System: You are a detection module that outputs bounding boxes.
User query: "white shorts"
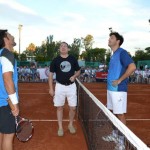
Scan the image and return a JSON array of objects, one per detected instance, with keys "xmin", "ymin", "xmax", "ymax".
[
  {"xmin": 54, "ymin": 83, "xmax": 77, "ymax": 107},
  {"xmin": 107, "ymin": 90, "xmax": 127, "ymax": 114}
]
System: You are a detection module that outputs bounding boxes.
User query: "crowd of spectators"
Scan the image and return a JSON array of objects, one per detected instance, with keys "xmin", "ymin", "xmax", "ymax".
[
  {"xmin": 17, "ymin": 63, "xmax": 150, "ymax": 84},
  {"xmin": 129, "ymin": 67, "xmax": 150, "ymax": 84},
  {"xmin": 79, "ymin": 66, "xmax": 106, "ymax": 82},
  {"xmin": 79, "ymin": 64, "xmax": 150, "ymax": 84},
  {"xmin": 17, "ymin": 64, "xmax": 50, "ymax": 82}
]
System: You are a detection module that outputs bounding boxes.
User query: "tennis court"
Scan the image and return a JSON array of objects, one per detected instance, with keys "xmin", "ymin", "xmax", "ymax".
[
  {"xmin": 83, "ymin": 82, "xmax": 150, "ymax": 148},
  {"xmin": 14, "ymin": 82, "xmax": 150, "ymax": 149},
  {"xmin": 14, "ymin": 83, "xmax": 87, "ymax": 150}
]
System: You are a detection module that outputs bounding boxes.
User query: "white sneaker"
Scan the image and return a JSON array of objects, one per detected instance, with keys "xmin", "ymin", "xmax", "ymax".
[
  {"xmin": 114, "ymin": 143, "xmax": 125, "ymax": 150},
  {"xmin": 102, "ymin": 134, "xmax": 118, "ymax": 143}
]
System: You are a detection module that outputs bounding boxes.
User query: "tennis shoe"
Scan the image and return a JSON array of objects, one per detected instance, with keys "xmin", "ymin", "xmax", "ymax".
[
  {"xmin": 114, "ymin": 143, "xmax": 125, "ymax": 150},
  {"xmin": 68, "ymin": 125, "xmax": 76, "ymax": 134},
  {"xmin": 58, "ymin": 129, "xmax": 64, "ymax": 136},
  {"xmin": 102, "ymin": 134, "xmax": 118, "ymax": 143}
]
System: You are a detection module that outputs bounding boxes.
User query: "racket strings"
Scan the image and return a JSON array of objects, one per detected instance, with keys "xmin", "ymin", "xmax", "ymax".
[{"xmin": 16, "ymin": 121, "xmax": 33, "ymax": 142}]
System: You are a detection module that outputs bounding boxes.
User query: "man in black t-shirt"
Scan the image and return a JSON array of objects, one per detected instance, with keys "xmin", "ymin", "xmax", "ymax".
[{"xmin": 48, "ymin": 42, "xmax": 80, "ymax": 136}]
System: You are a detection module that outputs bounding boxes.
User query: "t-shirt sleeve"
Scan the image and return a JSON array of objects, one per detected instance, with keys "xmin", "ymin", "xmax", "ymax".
[
  {"xmin": 1, "ymin": 57, "xmax": 14, "ymax": 73},
  {"xmin": 1, "ymin": 49, "xmax": 14, "ymax": 73},
  {"xmin": 120, "ymin": 50, "xmax": 134, "ymax": 68},
  {"xmin": 73, "ymin": 57, "xmax": 81, "ymax": 71},
  {"xmin": 50, "ymin": 59, "xmax": 55, "ymax": 73}
]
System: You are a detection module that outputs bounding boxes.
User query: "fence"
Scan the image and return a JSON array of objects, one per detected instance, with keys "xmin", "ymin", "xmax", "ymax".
[{"xmin": 17, "ymin": 61, "xmax": 101, "ymax": 68}]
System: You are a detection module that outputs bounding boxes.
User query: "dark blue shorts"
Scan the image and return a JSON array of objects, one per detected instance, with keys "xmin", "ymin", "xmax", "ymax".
[{"xmin": 0, "ymin": 105, "xmax": 16, "ymax": 134}]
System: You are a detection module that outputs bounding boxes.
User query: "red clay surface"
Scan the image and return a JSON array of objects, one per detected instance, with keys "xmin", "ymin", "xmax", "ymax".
[
  {"xmin": 83, "ymin": 82, "xmax": 150, "ymax": 147},
  {"xmin": 14, "ymin": 82, "xmax": 150, "ymax": 149},
  {"xmin": 14, "ymin": 83, "xmax": 88, "ymax": 150}
]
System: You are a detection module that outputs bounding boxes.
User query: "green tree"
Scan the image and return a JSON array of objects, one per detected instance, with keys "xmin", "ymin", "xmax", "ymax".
[
  {"xmin": 34, "ymin": 42, "xmax": 46, "ymax": 61},
  {"xmin": 80, "ymin": 51, "xmax": 87, "ymax": 60},
  {"xmin": 13, "ymin": 50, "xmax": 19, "ymax": 60},
  {"xmin": 145, "ymin": 47, "xmax": 150, "ymax": 56},
  {"xmin": 105, "ymin": 49, "xmax": 111, "ymax": 65},
  {"xmin": 69, "ymin": 38, "xmax": 81, "ymax": 59},
  {"xmin": 20, "ymin": 53, "xmax": 27, "ymax": 61},
  {"xmin": 92, "ymin": 48, "xmax": 106, "ymax": 62},
  {"xmin": 132, "ymin": 50, "xmax": 147, "ymax": 64},
  {"xmin": 34, "ymin": 36, "xmax": 60, "ymax": 61},
  {"xmin": 80, "ymin": 48, "xmax": 107, "ymax": 62},
  {"xmin": 46, "ymin": 35, "xmax": 55, "ymax": 60},
  {"xmin": 27, "ymin": 43, "xmax": 36, "ymax": 52},
  {"xmin": 81, "ymin": 34, "xmax": 94, "ymax": 51},
  {"xmin": 22, "ymin": 43, "xmax": 36, "ymax": 58}
]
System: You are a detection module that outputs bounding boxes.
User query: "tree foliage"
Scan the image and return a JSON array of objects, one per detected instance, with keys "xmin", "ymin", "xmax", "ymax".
[
  {"xmin": 69, "ymin": 38, "xmax": 81, "ymax": 60},
  {"xmin": 133, "ymin": 48, "xmax": 150, "ymax": 64},
  {"xmin": 105, "ymin": 49, "xmax": 111, "ymax": 65},
  {"xmin": 16, "ymin": 34, "xmax": 150, "ymax": 66},
  {"xmin": 81, "ymin": 34, "xmax": 94, "ymax": 51},
  {"xmin": 13, "ymin": 50, "xmax": 19, "ymax": 60},
  {"xmin": 145, "ymin": 47, "xmax": 150, "ymax": 55},
  {"xmin": 80, "ymin": 48, "xmax": 107, "ymax": 62},
  {"xmin": 26, "ymin": 43, "xmax": 36, "ymax": 52},
  {"xmin": 45, "ymin": 35, "xmax": 59, "ymax": 61}
]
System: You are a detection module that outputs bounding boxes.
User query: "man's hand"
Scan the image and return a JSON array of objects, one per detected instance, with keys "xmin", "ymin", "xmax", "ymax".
[
  {"xmin": 12, "ymin": 104, "xmax": 19, "ymax": 117},
  {"xmin": 112, "ymin": 79, "xmax": 121, "ymax": 87},
  {"xmin": 69, "ymin": 76, "xmax": 76, "ymax": 82},
  {"xmin": 49, "ymin": 89, "xmax": 54, "ymax": 97}
]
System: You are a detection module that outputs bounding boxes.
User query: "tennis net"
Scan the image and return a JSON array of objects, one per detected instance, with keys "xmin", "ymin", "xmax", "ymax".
[{"xmin": 76, "ymin": 79, "xmax": 149, "ymax": 150}]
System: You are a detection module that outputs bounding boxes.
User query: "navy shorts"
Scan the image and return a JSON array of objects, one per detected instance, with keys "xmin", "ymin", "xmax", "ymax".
[{"xmin": 0, "ymin": 105, "xmax": 16, "ymax": 134}]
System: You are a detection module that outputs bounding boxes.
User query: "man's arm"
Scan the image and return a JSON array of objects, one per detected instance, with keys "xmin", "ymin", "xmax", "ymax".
[
  {"xmin": 48, "ymin": 72, "xmax": 54, "ymax": 97},
  {"xmin": 70, "ymin": 69, "xmax": 81, "ymax": 82},
  {"xmin": 3, "ymin": 71, "xmax": 19, "ymax": 116},
  {"xmin": 113, "ymin": 63, "xmax": 136, "ymax": 86}
]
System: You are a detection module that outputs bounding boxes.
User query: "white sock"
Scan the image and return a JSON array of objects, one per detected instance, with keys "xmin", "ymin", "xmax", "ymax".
[
  {"xmin": 112, "ymin": 130, "xmax": 118, "ymax": 137},
  {"xmin": 118, "ymin": 135, "xmax": 124, "ymax": 144}
]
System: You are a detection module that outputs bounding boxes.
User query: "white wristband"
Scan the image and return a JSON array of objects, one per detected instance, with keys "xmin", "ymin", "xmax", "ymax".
[{"xmin": 8, "ymin": 93, "xmax": 18, "ymax": 104}]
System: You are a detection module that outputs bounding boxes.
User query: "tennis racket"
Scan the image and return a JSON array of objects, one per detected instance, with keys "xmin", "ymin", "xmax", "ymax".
[{"xmin": 7, "ymin": 99, "xmax": 34, "ymax": 142}]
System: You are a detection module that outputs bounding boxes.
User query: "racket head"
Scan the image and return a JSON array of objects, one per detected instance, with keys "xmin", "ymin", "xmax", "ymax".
[{"xmin": 16, "ymin": 116, "xmax": 34, "ymax": 142}]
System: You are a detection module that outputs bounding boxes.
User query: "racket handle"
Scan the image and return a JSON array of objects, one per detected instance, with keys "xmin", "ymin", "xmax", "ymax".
[{"xmin": 7, "ymin": 99, "xmax": 15, "ymax": 111}]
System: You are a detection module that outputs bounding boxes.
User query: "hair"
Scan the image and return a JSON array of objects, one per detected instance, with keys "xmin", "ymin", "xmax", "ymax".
[
  {"xmin": 60, "ymin": 42, "xmax": 69, "ymax": 48},
  {"xmin": 0, "ymin": 29, "xmax": 7, "ymax": 49},
  {"xmin": 109, "ymin": 32, "xmax": 124, "ymax": 46}
]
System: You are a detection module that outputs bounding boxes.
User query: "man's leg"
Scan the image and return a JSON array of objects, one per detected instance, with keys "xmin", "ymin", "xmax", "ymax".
[
  {"xmin": 116, "ymin": 114, "xmax": 126, "ymax": 125},
  {"xmin": 112, "ymin": 91, "xmax": 127, "ymax": 125},
  {"xmin": 2, "ymin": 133, "xmax": 14, "ymax": 150},
  {"xmin": 67, "ymin": 83, "xmax": 77, "ymax": 134},
  {"xmin": 0, "ymin": 133, "xmax": 3, "ymax": 150},
  {"xmin": 57, "ymin": 106, "xmax": 63, "ymax": 130},
  {"xmin": 115, "ymin": 114, "xmax": 126, "ymax": 150},
  {"xmin": 68, "ymin": 106, "xmax": 76, "ymax": 127},
  {"xmin": 68, "ymin": 106, "xmax": 76, "ymax": 134}
]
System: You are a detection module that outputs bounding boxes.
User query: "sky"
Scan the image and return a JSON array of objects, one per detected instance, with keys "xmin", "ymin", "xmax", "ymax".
[{"xmin": 0, "ymin": 0, "xmax": 150, "ymax": 56}]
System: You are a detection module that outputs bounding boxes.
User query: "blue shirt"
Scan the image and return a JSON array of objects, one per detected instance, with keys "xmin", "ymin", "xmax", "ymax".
[
  {"xmin": 107, "ymin": 48, "xmax": 133, "ymax": 92},
  {"xmin": 0, "ymin": 48, "xmax": 18, "ymax": 107}
]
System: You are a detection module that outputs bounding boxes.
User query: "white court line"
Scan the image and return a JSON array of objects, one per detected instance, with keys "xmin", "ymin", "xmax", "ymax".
[
  {"xmin": 30, "ymin": 119, "xmax": 150, "ymax": 122},
  {"xmin": 126, "ymin": 119, "xmax": 150, "ymax": 121},
  {"xmin": 31, "ymin": 119, "xmax": 76, "ymax": 122},
  {"xmin": 82, "ymin": 93, "xmax": 150, "ymax": 96},
  {"xmin": 19, "ymin": 92, "xmax": 150, "ymax": 95},
  {"xmin": 20, "ymin": 93, "xmax": 48, "ymax": 94}
]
